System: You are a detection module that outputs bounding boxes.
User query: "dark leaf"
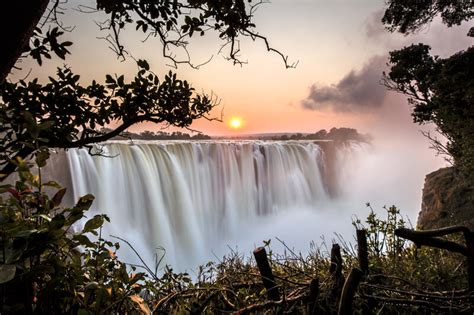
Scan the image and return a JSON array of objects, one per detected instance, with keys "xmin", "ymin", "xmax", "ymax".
[
  {"xmin": 83, "ymin": 215, "xmax": 105, "ymax": 233},
  {"xmin": 52, "ymin": 188, "xmax": 67, "ymax": 207},
  {"xmin": 0, "ymin": 265, "xmax": 16, "ymax": 284}
]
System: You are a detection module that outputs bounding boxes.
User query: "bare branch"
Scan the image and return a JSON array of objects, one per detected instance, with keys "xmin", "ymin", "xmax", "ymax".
[{"xmin": 420, "ymin": 129, "xmax": 453, "ymax": 165}]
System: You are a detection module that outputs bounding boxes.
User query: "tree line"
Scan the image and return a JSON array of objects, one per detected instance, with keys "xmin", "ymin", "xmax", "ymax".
[{"xmin": 265, "ymin": 127, "xmax": 371, "ymax": 142}]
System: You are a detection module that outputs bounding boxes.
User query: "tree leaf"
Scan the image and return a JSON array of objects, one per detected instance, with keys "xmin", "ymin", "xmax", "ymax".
[
  {"xmin": 76, "ymin": 194, "xmax": 95, "ymax": 210},
  {"xmin": 33, "ymin": 214, "xmax": 51, "ymax": 222},
  {"xmin": 83, "ymin": 215, "xmax": 104, "ymax": 233},
  {"xmin": 35, "ymin": 149, "xmax": 50, "ymax": 168},
  {"xmin": 52, "ymin": 188, "xmax": 67, "ymax": 207},
  {"xmin": 0, "ymin": 264, "xmax": 16, "ymax": 284},
  {"xmin": 73, "ymin": 234, "xmax": 94, "ymax": 247},
  {"xmin": 50, "ymin": 214, "xmax": 65, "ymax": 230},
  {"xmin": 42, "ymin": 180, "xmax": 62, "ymax": 189},
  {"xmin": 137, "ymin": 59, "xmax": 150, "ymax": 71},
  {"xmin": 13, "ymin": 228, "xmax": 39, "ymax": 238},
  {"xmin": 129, "ymin": 294, "xmax": 151, "ymax": 315}
]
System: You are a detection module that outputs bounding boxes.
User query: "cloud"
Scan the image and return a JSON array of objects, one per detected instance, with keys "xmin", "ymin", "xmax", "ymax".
[
  {"xmin": 302, "ymin": 55, "xmax": 388, "ymax": 112},
  {"xmin": 302, "ymin": 8, "xmax": 471, "ymax": 114},
  {"xmin": 365, "ymin": 9, "xmax": 386, "ymax": 40},
  {"xmin": 364, "ymin": 9, "xmax": 473, "ymax": 57}
]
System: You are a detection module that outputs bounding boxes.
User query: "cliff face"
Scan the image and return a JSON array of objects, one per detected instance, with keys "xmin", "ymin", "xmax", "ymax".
[{"xmin": 418, "ymin": 167, "xmax": 474, "ymax": 229}]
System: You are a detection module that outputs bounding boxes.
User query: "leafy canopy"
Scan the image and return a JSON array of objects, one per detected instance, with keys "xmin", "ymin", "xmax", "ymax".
[
  {"xmin": 382, "ymin": 0, "xmax": 474, "ymax": 183},
  {"xmin": 25, "ymin": 0, "xmax": 295, "ymax": 69},
  {"xmin": 382, "ymin": 0, "xmax": 474, "ymax": 36},
  {"xmin": 0, "ymin": 61, "xmax": 214, "ymax": 179},
  {"xmin": 385, "ymin": 44, "xmax": 474, "ymax": 180}
]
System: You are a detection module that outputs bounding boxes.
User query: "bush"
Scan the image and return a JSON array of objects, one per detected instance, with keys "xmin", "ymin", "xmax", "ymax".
[{"xmin": 0, "ymin": 158, "xmax": 148, "ymax": 314}]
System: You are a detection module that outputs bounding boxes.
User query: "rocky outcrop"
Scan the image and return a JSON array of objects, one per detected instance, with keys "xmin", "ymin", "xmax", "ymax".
[{"xmin": 418, "ymin": 167, "xmax": 474, "ymax": 230}]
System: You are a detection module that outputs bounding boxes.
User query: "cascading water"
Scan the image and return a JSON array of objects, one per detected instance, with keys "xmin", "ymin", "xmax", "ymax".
[{"xmin": 64, "ymin": 140, "xmax": 358, "ymax": 269}]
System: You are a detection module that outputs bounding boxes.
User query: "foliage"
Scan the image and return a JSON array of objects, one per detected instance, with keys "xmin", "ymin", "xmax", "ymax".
[
  {"xmin": 384, "ymin": 44, "xmax": 474, "ymax": 182},
  {"xmin": 382, "ymin": 0, "xmax": 474, "ymax": 186},
  {"xmin": 93, "ymin": 0, "xmax": 291, "ymax": 66},
  {"xmin": 354, "ymin": 205, "xmax": 466, "ymax": 293},
  {"xmin": 0, "ymin": 60, "xmax": 215, "ymax": 179},
  {"xmin": 354, "ymin": 205, "xmax": 407, "ymax": 261},
  {"xmin": 382, "ymin": 0, "xmax": 474, "ymax": 36},
  {"xmin": 0, "ymin": 0, "xmax": 294, "ymax": 85},
  {"xmin": 28, "ymin": 26, "xmax": 73, "ymax": 66},
  {"xmin": 0, "ymin": 160, "xmax": 148, "ymax": 314}
]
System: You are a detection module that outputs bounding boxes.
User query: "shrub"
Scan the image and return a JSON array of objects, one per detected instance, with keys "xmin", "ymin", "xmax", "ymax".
[{"xmin": 0, "ymin": 158, "xmax": 148, "ymax": 314}]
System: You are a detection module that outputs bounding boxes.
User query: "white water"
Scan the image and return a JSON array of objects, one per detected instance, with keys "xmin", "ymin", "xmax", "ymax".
[{"xmin": 65, "ymin": 140, "xmax": 360, "ymax": 269}]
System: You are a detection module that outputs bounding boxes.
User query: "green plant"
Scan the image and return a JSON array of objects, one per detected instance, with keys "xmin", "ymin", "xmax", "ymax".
[
  {"xmin": 0, "ymin": 158, "xmax": 149, "ymax": 314},
  {"xmin": 353, "ymin": 204, "xmax": 407, "ymax": 260},
  {"xmin": 353, "ymin": 205, "xmax": 467, "ymax": 293}
]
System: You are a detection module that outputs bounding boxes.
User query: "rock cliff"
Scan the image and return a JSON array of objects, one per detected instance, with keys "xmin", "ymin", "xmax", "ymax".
[{"xmin": 418, "ymin": 167, "xmax": 474, "ymax": 229}]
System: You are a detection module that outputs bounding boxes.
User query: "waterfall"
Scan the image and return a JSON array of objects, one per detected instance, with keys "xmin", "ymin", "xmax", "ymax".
[{"xmin": 64, "ymin": 140, "xmax": 354, "ymax": 269}]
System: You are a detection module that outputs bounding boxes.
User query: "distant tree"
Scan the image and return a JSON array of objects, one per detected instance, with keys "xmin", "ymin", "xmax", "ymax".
[
  {"xmin": 191, "ymin": 132, "xmax": 211, "ymax": 140},
  {"xmin": 327, "ymin": 127, "xmax": 361, "ymax": 141},
  {"xmin": 313, "ymin": 129, "xmax": 328, "ymax": 139},
  {"xmin": 290, "ymin": 133, "xmax": 303, "ymax": 140},
  {"xmin": 0, "ymin": 0, "xmax": 292, "ymax": 179},
  {"xmin": 139, "ymin": 130, "xmax": 157, "ymax": 140}
]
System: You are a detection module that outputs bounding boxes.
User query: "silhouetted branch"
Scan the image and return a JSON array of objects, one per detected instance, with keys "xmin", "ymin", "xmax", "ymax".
[
  {"xmin": 253, "ymin": 247, "xmax": 280, "ymax": 301},
  {"xmin": 395, "ymin": 228, "xmax": 468, "ymax": 256},
  {"xmin": 361, "ymin": 294, "xmax": 473, "ymax": 313},
  {"xmin": 420, "ymin": 129, "xmax": 453, "ymax": 165},
  {"xmin": 231, "ymin": 293, "xmax": 305, "ymax": 315},
  {"xmin": 338, "ymin": 268, "xmax": 363, "ymax": 315}
]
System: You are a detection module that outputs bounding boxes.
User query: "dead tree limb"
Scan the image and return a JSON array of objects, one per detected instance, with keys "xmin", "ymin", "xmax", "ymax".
[
  {"xmin": 307, "ymin": 277, "xmax": 319, "ymax": 315},
  {"xmin": 253, "ymin": 247, "xmax": 280, "ymax": 301},
  {"xmin": 338, "ymin": 268, "xmax": 363, "ymax": 315},
  {"xmin": 356, "ymin": 229, "xmax": 369, "ymax": 275},
  {"xmin": 395, "ymin": 228, "xmax": 468, "ymax": 256},
  {"xmin": 395, "ymin": 226, "xmax": 474, "ymax": 290}
]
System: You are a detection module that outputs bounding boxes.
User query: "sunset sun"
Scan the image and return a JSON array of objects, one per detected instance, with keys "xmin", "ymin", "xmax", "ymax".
[{"xmin": 228, "ymin": 117, "xmax": 244, "ymax": 130}]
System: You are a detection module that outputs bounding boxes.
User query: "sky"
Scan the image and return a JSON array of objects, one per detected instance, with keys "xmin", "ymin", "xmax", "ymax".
[{"xmin": 12, "ymin": 0, "xmax": 471, "ymax": 138}]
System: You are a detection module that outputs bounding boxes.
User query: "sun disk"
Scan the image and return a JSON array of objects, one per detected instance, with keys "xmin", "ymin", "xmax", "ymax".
[{"xmin": 229, "ymin": 117, "xmax": 243, "ymax": 129}]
